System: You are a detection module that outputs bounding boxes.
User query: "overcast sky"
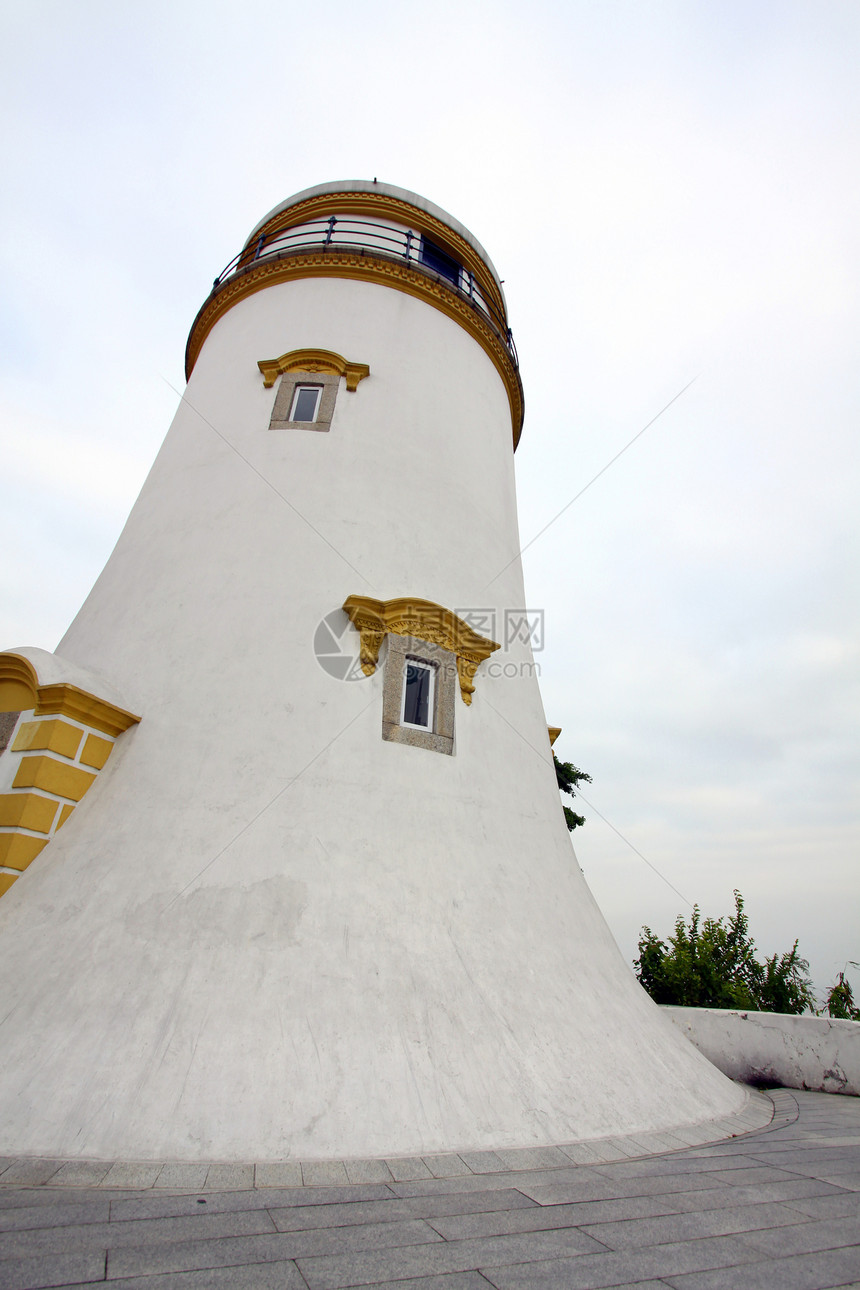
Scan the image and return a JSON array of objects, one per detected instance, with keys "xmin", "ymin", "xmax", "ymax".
[{"xmin": 2, "ymin": 0, "xmax": 857, "ymax": 993}]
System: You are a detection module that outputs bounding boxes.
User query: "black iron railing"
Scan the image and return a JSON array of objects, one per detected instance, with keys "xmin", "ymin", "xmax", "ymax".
[{"xmin": 211, "ymin": 216, "xmax": 518, "ymax": 368}]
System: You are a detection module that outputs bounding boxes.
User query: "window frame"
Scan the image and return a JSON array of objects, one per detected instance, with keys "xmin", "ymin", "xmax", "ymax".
[
  {"xmin": 269, "ymin": 369, "xmax": 340, "ymax": 433},
  {"xmin": 399, "ymin": 657, "xmax": 436, "ymax": 732},
  {"xmin": 381, "ymin": 634, "xmax": 455, "ymax": 756},
  {"xmin": 289, "ymin": 384, "xmax": 323, "ymax": 423}
]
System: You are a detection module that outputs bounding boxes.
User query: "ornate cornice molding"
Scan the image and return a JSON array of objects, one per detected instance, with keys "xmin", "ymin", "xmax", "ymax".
[
  {"xmin": 342, "ymin": 595, "xmax": 500, "ymax": 706},
  {"xmin": 186, "ymin": 252, "xmax": 524, "ymax": 447},
  {"xmin": 247, "ymin": 189, "xmax": 507, "ymax": 324},
  {"xmin": 257, "ymin": 349, "xmax": 370, "ymax": 391},
  {"xmin": 0, "ymin": 653, "xmax": 140, "ymax": 737}
]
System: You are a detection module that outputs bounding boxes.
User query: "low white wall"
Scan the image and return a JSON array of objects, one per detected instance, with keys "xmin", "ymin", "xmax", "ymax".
[{"xmin": 663, "ymin": 1007, "xmax": 860, "ymax": 1096}]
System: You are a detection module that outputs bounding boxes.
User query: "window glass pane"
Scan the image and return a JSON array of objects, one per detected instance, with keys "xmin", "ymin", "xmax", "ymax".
[
  {"xmin": 291, "ymin": 386, "xmax": 321, "ymax": 421},
  {"xmin": 403, "ymin": 662, "xmax": 432, "ymax": 729},
  {"xmin": 419, "ymin": 237, "xmax": 460, "ymax": 287}
]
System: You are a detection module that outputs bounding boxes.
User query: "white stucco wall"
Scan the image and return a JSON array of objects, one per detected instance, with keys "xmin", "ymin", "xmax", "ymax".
[
  {"xmin": 0, "ymin": 262, "xmax": 745, "ymax": 1161},
  {"xmin": 664, "ymin": 1007, "xmax": 860, "ymax": 1096}
]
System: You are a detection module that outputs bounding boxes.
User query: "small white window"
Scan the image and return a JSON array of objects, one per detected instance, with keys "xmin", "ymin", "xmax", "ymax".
[
  {"xmin": 290, "ymin": 385, "xmax": 322, "ymax": 422},
  {"xmin": 400, "ymin": 659, "xmax": 435, "ymax": 731}
]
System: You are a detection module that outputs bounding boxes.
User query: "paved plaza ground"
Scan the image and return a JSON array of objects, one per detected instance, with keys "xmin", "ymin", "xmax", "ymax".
[{"xmin": 0, "ymin": 1089, "xmax": 857, "ymax": 1289}]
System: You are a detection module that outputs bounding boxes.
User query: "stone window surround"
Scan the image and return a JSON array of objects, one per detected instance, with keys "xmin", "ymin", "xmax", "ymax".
[
  {"xmin": 269, "ymin": 370, "xmax": 341, "ymax": 433},
  {"xmin": 381, "ymin": 634, "xmax": 456, "ymax": 757}
]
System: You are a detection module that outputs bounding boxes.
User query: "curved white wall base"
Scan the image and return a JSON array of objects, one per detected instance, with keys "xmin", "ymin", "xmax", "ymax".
[{"xmin": 664, "ymin": 1007, "xmax": 860, "ymax": 1096}]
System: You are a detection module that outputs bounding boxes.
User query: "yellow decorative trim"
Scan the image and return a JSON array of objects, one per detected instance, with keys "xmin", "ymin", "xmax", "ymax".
[
  {"xmin": 0, "ymin": 833, "xmax": 48, "ymax": 872},
  {"xmin": 249, "ymin": 191, "xmax": 509, "ymax": 324},
  {"xmin": 80, "ymin": 733, "xmax": 114, "ymax": 770},
  {"xmin": 342, "ymin": 595, "xmax": 500, "ymax": 705},
  {"xmin": 548, "ymin": 726, "xmax": 562, "ymax": 746},
  {"xmin": 0, "ymin": 653, "xmax": 140, "ymax": 899},
  {"xmin": 0, "ymin": 792, "xmax": 58, "ymax": 833},
  {"xmin": 0, "ymin": 654, "xmax": 38, "ymax": 713},
  {"xmin": 187, "ymin": 253, "xmax": 524, "ymax": 448},
  {"xmin": 13, "ymin": 756, "xmax": 97, "ymax": 803},
  {"xmin": 257, "ymin": 349, "xmax": 369, "ymax": 392},
  {"xmin": 0, "ymin": 874, "xmax": 18, "ymax": 898},
  {"xmin": 56, "ymin": 803, "xmax": 75, "ymax": 830},
  {"xmin": 34, "ymin": 685, "xmax": 139, "ymax": 738},
  {"xmin": 12, "ymin": 718, "xmax": 82, "ymax": 759}
]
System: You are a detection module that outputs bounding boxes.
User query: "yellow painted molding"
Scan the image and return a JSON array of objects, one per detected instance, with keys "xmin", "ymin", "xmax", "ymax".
[
  {"xmin": 0, "ymin": 874, "xmax": 18, "ymax": 898},
  {"xmin": 0, "ymin": 833, "xmax": 49, "ymax": 872},
  {"xmin": 248, "ymin": 190, "xmax": 508, "ymax": 326},
  {"xmin": 0, "ymin": 655, "xmax": 141, "ymax": 737},
  {"xmin": 0, "ymin": 793, "xmax": 58, "ymax": 833},
  {"xmin": 56, "ymin": 803, "xmax": 75, "ymax": 830},
  {"xmin": 187, "ymin": 253, "xmax": 524, "ymax": 448},
  {"xmin": 342, "ymin": 595, "xmax": 500, "ymax": 705},
  {"xmin": 12, "ymin": 718, "xmax": 83, "ymax": 759},
  {"xmin": 257, "ymin": 349, "xmax": 370, "ymax": 392},
  {"xmin": 80, "ymin": 733, "xmax": 114, "ymax": 770},
  {"xmin": 0, "ymin": 653, "xmax": 38, "ymax": 713},
  {"xmin": 548, "ymin": 726, "xmax": 562, "ymax": 746},
  {"xmin": 13, "ymin": 756, "xmax": 97, "ymax": 803},
  {"xmin": 34, "ymin": 685, "xmax": 139, "ymax": 737}
]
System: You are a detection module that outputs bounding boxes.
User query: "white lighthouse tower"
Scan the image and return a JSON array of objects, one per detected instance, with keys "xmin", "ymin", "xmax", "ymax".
[{"xmin": 0, "ymin": 182, "xmax": 745, "ymax": 1163}]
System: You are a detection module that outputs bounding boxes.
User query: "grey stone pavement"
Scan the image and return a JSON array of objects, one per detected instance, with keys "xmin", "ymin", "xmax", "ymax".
[{"xmin": 0, "ymin": 1089, "xmax": 856, "ymax": 1290}]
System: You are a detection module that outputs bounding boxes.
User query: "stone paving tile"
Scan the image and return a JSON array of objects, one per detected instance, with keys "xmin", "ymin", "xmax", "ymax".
[
  {"xmin": 0, "ymin": 1206, "xmax": 277, "ymax": 1259},
  {"xmin": 738, "ymin": 1216, "xmax": 860, "ymax": 1258},
  {"xmin": 703, "ymin": 1166, "xmax": 815, "ymax": 1186},
  {"xmin": 254, "ymin": 1161, "xmax": 304, "ymax": 1188},
  {"xmin": 0, "ymin": 1197, "xmax": 109, "ymax": 1232},
  {"xmin": 297, "ymin": 1227, "xmax": 610, "ymax": 1288},
  {"xmin": 559, "ymin": 1143, "xmax": 604, "ymax": 1165},
  {"xmin": 110, "ymin": 1190, "xmax": 285, "ymax": 1222},
  {"xmin": 100, "ymin": 1162, "xmax": 162, "ymax": 1189},
  {"xmin": 576, "ymin": 1201, "xmax": 814, "ymax": 1250},
  {"xmin": 426, "ymin": 1194, "xmax": 689, "ymax": 1241},
  {"xmin": 345, "ymin": 1159, "xmax": 395, "ymax": 1184},
  {"xmin": 813, "ymin": 1173, "xmax": 860, "ymax": 1191},
  {"xmin": 51, "ymin": 1160, "xmax": 114, "ymax": 1188},
  {"xmin": 0, "ymin": 1248, "xmax": 106, "ymax": 1290},
  {"xmin": 204, "ymin": 1163, "xmax": 254, "ymax": 1190},
  {"xmin": 517, "ymin": 1172, "xmax": 736, "ymax": 1207},
  {"xmin": 785, "ymin": 1192, "xmax": 860, "ymax": 1220},
  {"xmin": 154, "ymin": 1164, "xmax": 209, "ymax": 1189},
  {"xmin": 59, "ymin": 1259, "xmax": 308, "ymax": 1289},
  {"xmin": 457, "ymin": 1152, "xmax": 509, "ymax": 1175},
  {"xmin": 662, "ymin": 1245, "xmax": 860, "ymax": 1289},
  {"xmin": 668, "ymin": 1178, "xmax": 852, "ymax": 1212},
  {"xmin": 494, "ymin": 1146, "xmax": 572, "ymax": 1172},
  {"xmin": 269, "ymin": 1198, "xmax": 417, "ymax": 1231},
  {"xmin": 302, "ymin": 1160, "xmax": 350, "ymax": 1186},
  {"xmin": 423, "ymin": 1155, "xmax": 474, "ymax": 1178},
  {"xmin": 479, "ymin": 1234, "xmax": 765, "ymax": 1290},
  {"xmin": 107, "ymin": 1217, "xmax": 443, "ymax": 1280},
  {"xmin": 384, "ymin": 1158, "xmax": 434, "ymax": 1182},
  {"xmin": 0, "ymin": 1161, "xmax": 64, "ymax": 1187},
  {"xmin": 403, "ymin": 1190, "xmax": 539, "ymax": 1220},
  {"xmin": 354, "ymin": 1277, "xmax": 494, "ymax": 1290}
]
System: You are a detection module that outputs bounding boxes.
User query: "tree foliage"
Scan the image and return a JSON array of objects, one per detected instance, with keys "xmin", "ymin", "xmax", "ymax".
[
  {"xmin": 819, "ymin": 971, "xmax": 860, "ymax": 1021},
  {"xmin": 554, "ymin": 753, "xmax": 592, "ymax": 831},
  {"xmin": 634, "ymin": 890, "xmax": 815, "ymax": 1015}
]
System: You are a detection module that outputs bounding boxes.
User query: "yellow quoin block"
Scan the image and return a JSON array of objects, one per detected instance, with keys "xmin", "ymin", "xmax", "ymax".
[
  {"xmin": 13, "ymin": 756, "xmax": 96, "ymax": 802},
  {"xmin": 0, "ymin": 874, "xmax": 19, "ymax": 898},
  {"xmin": 56, "ymin": 803, "xmax": 75, "ymax": 829},
  {"xmin": 0, "ymin": 793, "xmax": 58, "ymax": 833},
  {"xmin": 0, "ymin": 833, "xmax": 49, "ymax": 871},
  {"xmin": 12, "ymin": 718, "xmax": 82, "ymax": 759},
  {"xmin": 80, "ymin": 733, "xmax": 113, "ymax": 770}
]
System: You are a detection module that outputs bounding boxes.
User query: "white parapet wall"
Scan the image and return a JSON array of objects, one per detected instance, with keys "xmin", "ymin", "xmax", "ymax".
[{"xmin": 663, "ymin": 1007, "xmax": 860, "ymax": 1096}]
